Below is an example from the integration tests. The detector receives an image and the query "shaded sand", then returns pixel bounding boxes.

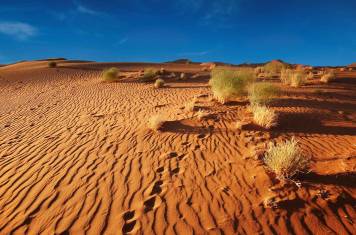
[0,60,355,234]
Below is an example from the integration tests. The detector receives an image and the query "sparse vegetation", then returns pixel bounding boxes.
[48,61,57,68]
[307,72,314,80]
[102,67,120,81]
[185,98,197,112]
[196,109,208,121]
[248,82,280,105]
[280,68,293,85]
[148,115,164,131]
[209,67,255,103]
[251,105,277,129]
[140,68,158,82]
[264,60,287,76]
[290,70,306,87]
[180,73,186,80]
[154,78,165,88]
[263,138,310,179]
[320,71,336,83]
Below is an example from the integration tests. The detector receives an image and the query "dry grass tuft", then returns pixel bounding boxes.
[209,67,255,103]
[320,71,336,83]
[185,98,197,112]
[154,79,165,88]
[102,67,120,81]
[148,115,165,131]
[248,82,280,105]
[140,68,158,82]
[196,109,208,121]
[263,138,310,179]
[251,105,277,129]
[290,71,306,87]
[264,61,287,76]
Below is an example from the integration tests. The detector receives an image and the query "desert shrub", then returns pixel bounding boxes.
[290,70,306,87]
[280,68,293,85]
[154,79,165,88]
[320,71,336,83]
[340,68,345,72]
[140,68,158,82]
[185,97,197,112]
[264,61,287,75]
[263,138,310,179]
[196,109,208,121]
[251,105,277,129]
[148,115,164,131]
[307,72,314,80]
[48,61,57,68]
[254,66,264,75]
[248,82,280,105]
[102,67,119,81]
[209,67,255,103]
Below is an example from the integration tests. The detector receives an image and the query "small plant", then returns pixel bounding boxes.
[102,67,120,81]
[180,73,186,80]
[48,61,57,68]
[254,66,264,75]
[209,67,255,103]
[154,78,165,88]
[196,109,208,121]
[185,98,197,112]
[307,72,314,80]
[264,60,287,76]
[263,138,310,179]
[251,105,277,129]
[320,71,336,83]
[290,71,306,87]
[140,68,158,82]
[280,68,293,85]
[248,82,280,105]
[148,115,164,131]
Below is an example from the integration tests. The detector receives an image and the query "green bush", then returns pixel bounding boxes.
[102,67,119,81]
[248,82,280,105]
[209,67,255,103]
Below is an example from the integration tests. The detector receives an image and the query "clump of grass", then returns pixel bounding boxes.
[140,68,158,82]
[196,109,208,121]
[254,66,264,75]
[180,73,186,80]
[264,60,287,76]
[209,67,255,103]
[248,82,280,105]
[263,138,310,179]
[154,78,165,88]
[320,71,336,83]
[290,70,306,87]
[280,68,293,85]
[48,61,57,68]
[307,72,314,80]
[185,98,197,112]
[251,105,277,129]
[102,67,119,81]
[148,115,164,131]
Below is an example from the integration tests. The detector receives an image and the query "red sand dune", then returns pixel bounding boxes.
[0,60,355,234]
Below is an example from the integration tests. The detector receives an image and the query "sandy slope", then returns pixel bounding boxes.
[0,61,355,234]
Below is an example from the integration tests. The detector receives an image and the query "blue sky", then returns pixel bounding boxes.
[0,0,355,66]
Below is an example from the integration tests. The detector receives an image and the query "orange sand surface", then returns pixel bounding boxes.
[0,60,355,234]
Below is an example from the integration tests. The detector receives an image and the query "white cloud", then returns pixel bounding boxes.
[75,2,101,15]
[0,21,37,40]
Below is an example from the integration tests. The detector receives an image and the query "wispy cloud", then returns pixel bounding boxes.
[178,51,210,57]
[118,37,128,45]
[0,21,37,40]
[74,1,101,15]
